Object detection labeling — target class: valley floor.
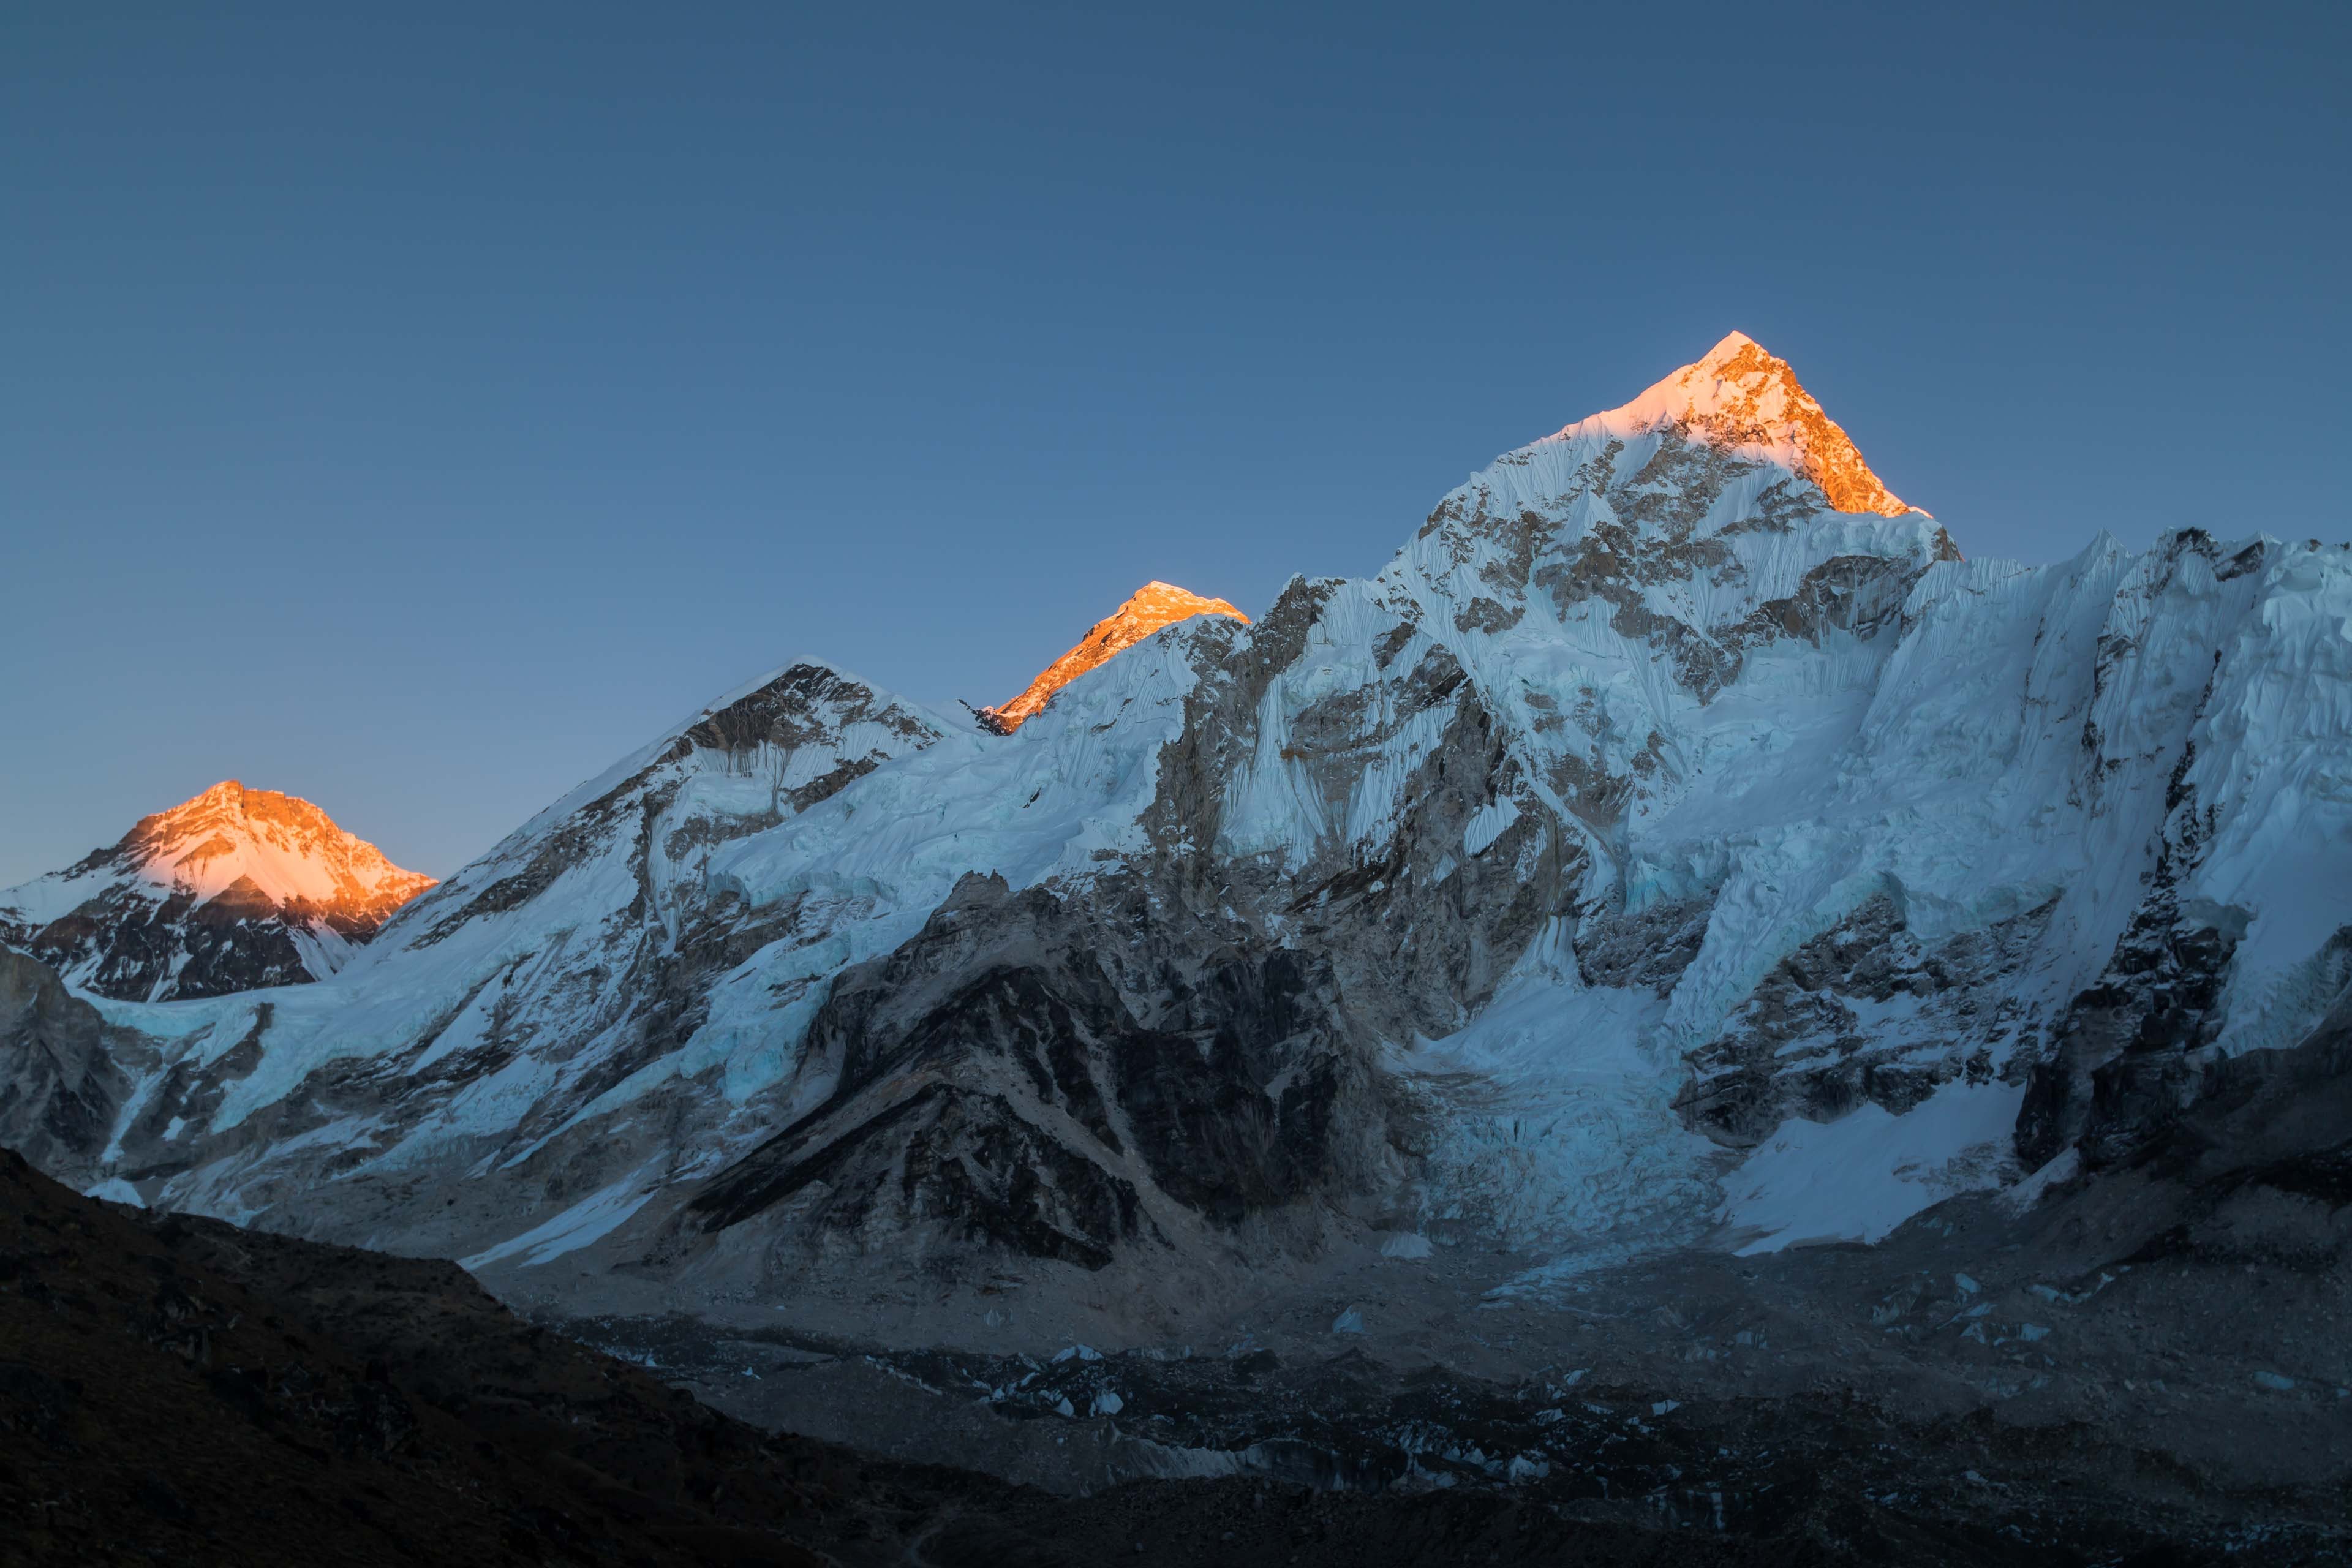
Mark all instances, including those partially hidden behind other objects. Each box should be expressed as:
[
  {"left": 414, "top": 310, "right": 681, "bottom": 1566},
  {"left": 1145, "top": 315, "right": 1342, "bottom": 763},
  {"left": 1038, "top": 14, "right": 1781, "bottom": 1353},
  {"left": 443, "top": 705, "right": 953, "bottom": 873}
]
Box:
[
  {"left": 570, "top": 1027, "right": 2352, "bottom": 1564},
  {"left": 571, "top": 1197, "right": 2346, "bottom": 1564}
]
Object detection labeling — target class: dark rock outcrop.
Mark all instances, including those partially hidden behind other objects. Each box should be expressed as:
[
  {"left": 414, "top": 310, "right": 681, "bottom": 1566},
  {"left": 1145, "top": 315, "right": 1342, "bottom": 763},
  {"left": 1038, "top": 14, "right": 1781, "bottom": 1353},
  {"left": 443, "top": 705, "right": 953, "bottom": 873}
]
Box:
[{"left": 0, "top": 948, "right": 134, "bottom": 1185}]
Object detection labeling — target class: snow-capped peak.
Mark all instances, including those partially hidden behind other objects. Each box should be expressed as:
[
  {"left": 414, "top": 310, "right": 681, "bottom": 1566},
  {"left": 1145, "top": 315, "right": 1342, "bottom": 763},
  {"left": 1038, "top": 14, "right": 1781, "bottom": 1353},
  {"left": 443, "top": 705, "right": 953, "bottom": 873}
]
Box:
[
  {"left": 0, "top": 781, "right": 436, "bottom": 1001},
  {"left": 96, "top": 780, "right": 434, "bottom": 910},
  {"left": 978, "top": 581, "right": 1250, "bottom": 733},
  {"left": 1560, "top": 331, "right": 1915, "bottom": 518}
]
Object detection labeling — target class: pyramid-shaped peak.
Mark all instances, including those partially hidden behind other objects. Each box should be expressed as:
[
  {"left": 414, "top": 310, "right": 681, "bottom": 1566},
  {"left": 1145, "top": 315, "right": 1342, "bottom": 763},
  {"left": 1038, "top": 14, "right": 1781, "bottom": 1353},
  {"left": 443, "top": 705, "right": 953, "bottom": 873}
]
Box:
[
  {"left": 0, "top": 780, "right": 438, "bottom": 1002},
  {"left": 979, "top": 582, "right": 1250, "bottom": 734},
  {"left": 106, "top": 781, "right": 435, "bottom": 907},
  {"left": 1575, "top": 333, "right": 1913, "bottom": 518},
  {"left": 1697, "top": 329, "right": 1763, "bottom": 364}
]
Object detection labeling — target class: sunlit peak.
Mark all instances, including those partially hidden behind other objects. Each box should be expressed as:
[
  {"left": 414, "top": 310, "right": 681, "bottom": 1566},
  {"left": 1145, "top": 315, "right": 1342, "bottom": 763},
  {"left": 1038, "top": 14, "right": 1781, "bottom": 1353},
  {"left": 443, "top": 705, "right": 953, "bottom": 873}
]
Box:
[{"left": 978, "top": 582, "right": 1250, "bottom": 733}]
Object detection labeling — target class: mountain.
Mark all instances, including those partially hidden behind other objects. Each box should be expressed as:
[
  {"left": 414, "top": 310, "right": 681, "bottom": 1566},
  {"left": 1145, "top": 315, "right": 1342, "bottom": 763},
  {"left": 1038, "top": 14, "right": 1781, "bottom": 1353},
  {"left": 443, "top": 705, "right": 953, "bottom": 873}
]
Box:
[
  {"left": 976, "top": 581, "right": 1251, "bottom": 732},
  {"left": 0, "top": 780, "right": 435, "bottom": 1001},
  {"left": 15, "top": 331, "right": 2351, "bottom": 1359}
]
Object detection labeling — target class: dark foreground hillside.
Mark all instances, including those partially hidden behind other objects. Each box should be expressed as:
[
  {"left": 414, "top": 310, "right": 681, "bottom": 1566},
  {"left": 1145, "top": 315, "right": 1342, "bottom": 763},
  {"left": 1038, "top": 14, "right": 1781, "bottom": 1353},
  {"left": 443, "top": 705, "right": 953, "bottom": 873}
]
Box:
[
  {"left": 3, "top": 1118, "right": 2345, "bottom": 1567},
  {"left": 0, "top": 1145, "right": 1765, "bottom": 1568}
]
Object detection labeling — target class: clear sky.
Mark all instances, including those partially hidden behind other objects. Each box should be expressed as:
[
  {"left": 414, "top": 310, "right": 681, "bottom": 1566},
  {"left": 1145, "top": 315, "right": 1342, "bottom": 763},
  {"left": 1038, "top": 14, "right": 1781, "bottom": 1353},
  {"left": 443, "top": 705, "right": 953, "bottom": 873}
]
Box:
[{"left": 4, "top": 1, "right": 2346, "bottom": 884}]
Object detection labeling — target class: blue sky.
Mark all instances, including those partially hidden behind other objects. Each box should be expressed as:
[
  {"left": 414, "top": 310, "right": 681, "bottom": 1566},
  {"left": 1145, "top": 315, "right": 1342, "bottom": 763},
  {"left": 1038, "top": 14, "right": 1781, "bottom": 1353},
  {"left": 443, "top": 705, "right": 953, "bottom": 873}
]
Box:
[{"left": 4, "top": 1, "right": 2345, "bottom": 882}]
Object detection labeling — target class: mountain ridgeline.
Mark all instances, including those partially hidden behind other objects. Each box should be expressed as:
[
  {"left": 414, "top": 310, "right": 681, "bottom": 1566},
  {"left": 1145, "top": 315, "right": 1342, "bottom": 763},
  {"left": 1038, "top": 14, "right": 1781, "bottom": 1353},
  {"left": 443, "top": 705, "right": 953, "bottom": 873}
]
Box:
[{"left": 7, "top": 332, "right": 2349, "bottom": 1346}]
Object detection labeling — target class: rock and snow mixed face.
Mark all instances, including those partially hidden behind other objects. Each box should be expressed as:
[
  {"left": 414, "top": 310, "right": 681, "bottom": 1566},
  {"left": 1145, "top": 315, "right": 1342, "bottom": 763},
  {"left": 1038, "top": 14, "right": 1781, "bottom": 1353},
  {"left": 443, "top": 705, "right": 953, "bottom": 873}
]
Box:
[
  {"left": 0, "top": 781, "right": 435, "bottom": 1002},
  {"left": 21, "top": 333, "right": 2351, "bottom": 1331}
]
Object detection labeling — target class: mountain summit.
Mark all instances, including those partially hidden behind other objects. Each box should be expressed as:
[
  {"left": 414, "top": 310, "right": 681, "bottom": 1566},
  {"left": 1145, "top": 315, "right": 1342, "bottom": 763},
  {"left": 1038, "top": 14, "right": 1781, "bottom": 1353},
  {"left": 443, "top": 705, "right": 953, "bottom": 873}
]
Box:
[
  {"left": 978, "top": 581, "right": 1250, "bottom": 733},
  {"left": 1567, "top": 330, "right": 1913, "bottom": 518},
  {"left": 0, "top": 780, "right": 435, "bottom": 1000}
]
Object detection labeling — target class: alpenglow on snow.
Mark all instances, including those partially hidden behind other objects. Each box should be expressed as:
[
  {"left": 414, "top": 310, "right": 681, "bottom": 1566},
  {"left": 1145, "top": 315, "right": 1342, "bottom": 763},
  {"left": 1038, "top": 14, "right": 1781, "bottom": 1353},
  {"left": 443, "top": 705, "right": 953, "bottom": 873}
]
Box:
[{"left": 0, "top": 781, "right": 435, "bottom": 1003}]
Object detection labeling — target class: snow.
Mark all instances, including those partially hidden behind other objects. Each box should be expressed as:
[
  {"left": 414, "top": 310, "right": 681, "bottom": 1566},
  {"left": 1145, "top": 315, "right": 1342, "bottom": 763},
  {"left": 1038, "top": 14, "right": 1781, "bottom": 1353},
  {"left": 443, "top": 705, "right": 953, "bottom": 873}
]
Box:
[
  {"left": 1716, "top": 1080, "right": 2025, "bottom": 1254},
  {"left": 458, "top": 1169, "right": 658, "bottom": 1272},
  {"left": 1402, "top": 933, "right": 1720, "bottom": 1257},
  {"left": 1537, "top": 331, "right": 1910, "bottom": 515},
  {"left": 2001, "top": 1149, "right": 2081, "bottom": 1212},
  {"left": 983, "top": 581, "right": 1247, "bottom": 731},
  {"left": 0, "top": 779, "right": 431, "bottom": 927},
  {"left": 1461, "top": 795, "right": 1520, "bottom": 856},
  {"left": 0, "top": 782, "right": 435, "bottom": 1005}
]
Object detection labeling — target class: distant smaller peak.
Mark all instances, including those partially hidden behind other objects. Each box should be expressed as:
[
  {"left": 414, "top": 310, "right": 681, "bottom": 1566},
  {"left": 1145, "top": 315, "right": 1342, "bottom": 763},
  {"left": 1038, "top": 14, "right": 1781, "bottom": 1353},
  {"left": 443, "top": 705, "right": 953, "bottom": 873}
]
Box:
[
  {"left": 12, "top": 780, "right": 440, "bottom": 918},
  {"left": 979, "top": 582, "right": 1249, "bottom": 733},
  {"left": 687, "top": 657, "right": 873, "bottom": 726},
  {"left": 1112, "top": 581, "right": 1250, "bottom": 624}
]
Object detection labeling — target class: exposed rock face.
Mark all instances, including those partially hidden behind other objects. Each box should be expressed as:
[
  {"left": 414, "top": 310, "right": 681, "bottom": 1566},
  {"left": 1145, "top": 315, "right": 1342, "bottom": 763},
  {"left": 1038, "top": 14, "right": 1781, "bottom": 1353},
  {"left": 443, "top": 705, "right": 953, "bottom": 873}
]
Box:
[
  {"left": 1676, "top": 892, "right": 2049, "bottom": 1147},
  {"left": 978, "top": 581, "right": 1250, "bottom": 733},
  {"left": 8, "top": 334, "right": 2348, "bottom": 1348},
  {"left": 0, "top": 948, "right": 139, "bottom": 1185},
  {"left": 679, "top": 868, "right": 1358, "bottom": 1281},
  {"left": 0, "top": 780, "right": 435, "bottom": 1001}
]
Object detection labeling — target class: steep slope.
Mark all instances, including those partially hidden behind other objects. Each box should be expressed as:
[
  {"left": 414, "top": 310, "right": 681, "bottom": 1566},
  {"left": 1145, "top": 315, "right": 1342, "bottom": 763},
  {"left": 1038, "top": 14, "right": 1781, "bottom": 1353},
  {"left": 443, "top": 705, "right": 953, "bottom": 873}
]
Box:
[
  {"left": 0, "top": 781, "right": 435, "bottom": 1001},
  {"left": 977, "top": 580, "right": 1250, "bottom": 732},
  {"left": 20, "top": 333, "right": 2351, "bottom": 1359}
]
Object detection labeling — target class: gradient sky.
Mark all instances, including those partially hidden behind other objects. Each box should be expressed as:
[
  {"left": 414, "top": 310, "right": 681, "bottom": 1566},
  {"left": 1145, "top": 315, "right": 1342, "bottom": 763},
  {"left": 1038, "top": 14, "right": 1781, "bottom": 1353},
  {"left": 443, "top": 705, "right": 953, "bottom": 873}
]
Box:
[{"left": 4, "top": 1, "right": 2346, "bottom": 884}]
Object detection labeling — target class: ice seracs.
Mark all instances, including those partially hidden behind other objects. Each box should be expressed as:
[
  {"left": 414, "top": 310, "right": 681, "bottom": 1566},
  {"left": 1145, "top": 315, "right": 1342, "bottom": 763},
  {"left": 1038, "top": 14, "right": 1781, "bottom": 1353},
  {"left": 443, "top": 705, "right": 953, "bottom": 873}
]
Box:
[
  {"left": 976, "top": 581, "right": 1250, "bottom": 732},
  {"left": 0, "top": 780, "right": 434, "bottom": 1001}
]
